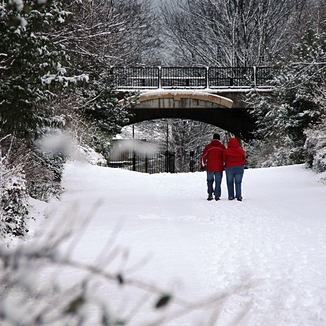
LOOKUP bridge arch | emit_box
[137,90,233,108]
[121,90,255,140]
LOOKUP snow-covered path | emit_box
[38,162,326,325]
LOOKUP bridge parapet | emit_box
[112,66,276,91]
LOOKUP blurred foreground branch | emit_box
[0,209,254,326]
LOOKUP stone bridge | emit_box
[114,66,275,140]
[122,90,256,140]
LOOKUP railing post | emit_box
[158,66,162,89]
[206,66,209,89]
[253,66,257,88]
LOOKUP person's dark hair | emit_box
[213,133,220,140]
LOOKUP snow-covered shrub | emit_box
[76,145,107,166]
[304,128,326,173]
[0,169,29,239]
[0,136,30,240]
[245,136,302,168]
[304,82,326,173]
[3,134,65,203]
[25,149,65,202]
[28,130,69,201]
[0,134,66,240]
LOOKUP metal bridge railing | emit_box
[208,67,254,88]
[160,67,208,88]
[112,66,276,90]
[113,67,159,89]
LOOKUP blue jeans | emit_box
[225,166,244,199]
[206,171,223,198]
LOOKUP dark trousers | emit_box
[207,171,223,198]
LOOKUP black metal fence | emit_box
[108,150,176,174]
[112,66,276,90]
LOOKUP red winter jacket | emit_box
[201,140,226,172]
[223,138,246,168]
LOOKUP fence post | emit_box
[189,150,195,172]
[253,66,257,88]
[132,151,136,171]
[164,151,175,173]
[169,152,175,173]
[165,150,169,172]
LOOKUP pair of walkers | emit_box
[201,133,246,201]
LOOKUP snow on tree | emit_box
[0,0,88,141]
[247,22,326,167]
[42,0,158,158]
[0,0,84,238]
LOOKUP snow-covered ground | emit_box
[29,161,326,325]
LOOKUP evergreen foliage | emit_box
[82,76,131,135]
[1,0,76,239]
[305,123,326,173]
[247,24,326,167]
[77,72,137,159]
[0,167,29,237]
[0,0,78,141]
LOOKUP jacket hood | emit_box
[211,139,221,144]
[227,138,240,148]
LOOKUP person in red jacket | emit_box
[223,137,246,201]
[201,133,226,201]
